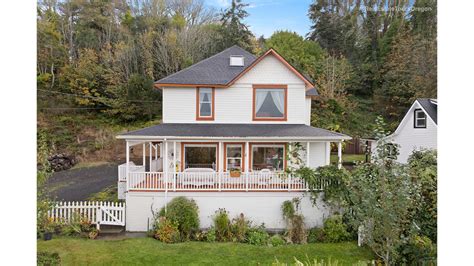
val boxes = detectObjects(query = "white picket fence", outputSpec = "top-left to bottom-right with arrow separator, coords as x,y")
48,201 -> 125,229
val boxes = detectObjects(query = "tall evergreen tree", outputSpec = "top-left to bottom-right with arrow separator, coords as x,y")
220,0 -> 254,51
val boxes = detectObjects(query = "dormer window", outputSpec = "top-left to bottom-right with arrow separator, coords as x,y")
230,55 -> 244,66
414,109 -> 426,128
196,88 -> 214,120
253,85 -> 287,121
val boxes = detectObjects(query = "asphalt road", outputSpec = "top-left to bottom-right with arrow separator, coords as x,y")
46,163 -> 118,201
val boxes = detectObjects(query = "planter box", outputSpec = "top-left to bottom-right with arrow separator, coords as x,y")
230,171 -> 241,178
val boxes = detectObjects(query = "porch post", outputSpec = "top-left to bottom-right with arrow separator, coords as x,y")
142,143 -> 146,167
164,140 -> 168,192
218,141 -> 223,191
306,142 -> 310,167
338,141 -> 342,169
245,141 -> 249,192
149,142 -> 152,171
173,141 -> 177,172
126,141 -> 130,190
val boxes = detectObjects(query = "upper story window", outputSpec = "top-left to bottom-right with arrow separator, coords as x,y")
253,85 -> 287,121
196,88 -> 214,120
414,109 -> 426,128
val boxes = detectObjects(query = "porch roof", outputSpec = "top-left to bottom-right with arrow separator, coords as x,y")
116,123 -> 350,140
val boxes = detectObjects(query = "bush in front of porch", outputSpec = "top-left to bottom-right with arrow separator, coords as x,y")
155,196 -> 199,241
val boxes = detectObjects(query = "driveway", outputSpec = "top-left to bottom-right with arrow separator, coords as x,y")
46,163 -> 118,201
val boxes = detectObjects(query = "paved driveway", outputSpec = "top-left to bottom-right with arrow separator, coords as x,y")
46,163 -> 118,201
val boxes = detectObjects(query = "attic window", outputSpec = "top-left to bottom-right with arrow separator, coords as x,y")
230,56 -> 244,66
414,109 -> 426,128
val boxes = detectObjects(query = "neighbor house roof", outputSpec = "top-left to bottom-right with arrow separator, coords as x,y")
154,45 -> 317,94
417,98 -> 437,124
117,124 -> 350,140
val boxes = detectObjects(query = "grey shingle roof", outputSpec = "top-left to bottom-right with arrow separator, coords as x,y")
155,45 -> 257,85
117,124 -> 350,140
417,98 -> 437,124
306,88 -> 318,96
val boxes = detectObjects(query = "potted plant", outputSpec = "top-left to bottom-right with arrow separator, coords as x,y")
43,222 -> 54,241
229,168 -> 241,178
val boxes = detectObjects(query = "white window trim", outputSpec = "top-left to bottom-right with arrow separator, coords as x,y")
414,109 -> 427,128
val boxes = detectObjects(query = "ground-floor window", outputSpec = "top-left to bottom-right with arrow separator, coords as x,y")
225,143 -> 244,171
183,144 -> 217,170
251,144 -> 285,171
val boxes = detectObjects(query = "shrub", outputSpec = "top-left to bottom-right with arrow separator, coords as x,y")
37,252 -> 61,266
159,197 -> 199,240
231,213 -> 251,242
154,217 -> 181,243
399,234 -> 437,265
206,227 -> 216,242
247,225 -> 269,245
323,215 -> 350,243
269,234 -> 286,247
212,208 -> 232,241
307,227 -> 326,243
281,198 -> 307,244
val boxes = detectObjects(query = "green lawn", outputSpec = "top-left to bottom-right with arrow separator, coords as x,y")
38,237 -> 373,265
330,154 -> 367,164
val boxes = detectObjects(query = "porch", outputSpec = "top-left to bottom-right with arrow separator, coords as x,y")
117,138 -> 344,196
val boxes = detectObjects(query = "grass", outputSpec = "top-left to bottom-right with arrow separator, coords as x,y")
330,154 -> 367,164
71,161 -> 111,169
37,237 -> 374,265
87,185 -> 121,202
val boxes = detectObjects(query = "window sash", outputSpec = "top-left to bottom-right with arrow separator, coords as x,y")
254,88 -> 285,118
414,110 -> 426,127
226,145 -> 243,171
198,88 -> 213,118
184,144 -> 217,170
251,144 -> 285,171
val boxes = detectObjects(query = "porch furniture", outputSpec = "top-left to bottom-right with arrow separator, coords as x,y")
181,168 -> 216,187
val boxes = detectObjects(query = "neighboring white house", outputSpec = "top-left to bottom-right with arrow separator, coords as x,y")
116,46 -> 351,232
372,99 -> 438,163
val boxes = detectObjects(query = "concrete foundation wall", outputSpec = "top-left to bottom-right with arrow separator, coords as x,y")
125,192 -> 331,232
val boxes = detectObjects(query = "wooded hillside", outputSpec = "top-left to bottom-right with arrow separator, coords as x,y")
37,0 -> 437,159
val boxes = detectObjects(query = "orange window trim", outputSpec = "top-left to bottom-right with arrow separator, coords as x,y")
223,142 -> 245,172
248,142 -> 287,172
196,87 -> 215,121
252,84 -> 288,121
180,142 -> 220,172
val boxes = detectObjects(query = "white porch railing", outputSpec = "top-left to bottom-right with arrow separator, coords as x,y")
118,162 -> 145,182
125,172 -> 322,192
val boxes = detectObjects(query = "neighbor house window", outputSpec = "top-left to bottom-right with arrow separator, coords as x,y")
251,144 -> 285,171
196,88 -> 214,120
225,143 -> 244,171
414,109 -> 426,128
183,144 -> 217,170
253,85 -> 287,121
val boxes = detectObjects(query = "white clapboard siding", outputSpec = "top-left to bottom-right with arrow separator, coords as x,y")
48,201 -> 125,227
162,54 -> 309,124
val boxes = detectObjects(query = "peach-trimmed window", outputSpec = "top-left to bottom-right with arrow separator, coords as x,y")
224,143 -> 245,172
252,85 -> 287,121
196,88 -> 215,120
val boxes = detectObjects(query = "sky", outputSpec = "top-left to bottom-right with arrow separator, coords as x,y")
206,0 -> 314,38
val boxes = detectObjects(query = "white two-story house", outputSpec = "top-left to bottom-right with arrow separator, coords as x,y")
116,45 -> 350,232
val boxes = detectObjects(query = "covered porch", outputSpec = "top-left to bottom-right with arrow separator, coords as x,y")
116,124 -> 350,197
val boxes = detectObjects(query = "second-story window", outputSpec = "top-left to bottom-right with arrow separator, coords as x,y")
253,85 -> 287,121
414,109 -> 426,128
197,88 -> 214,120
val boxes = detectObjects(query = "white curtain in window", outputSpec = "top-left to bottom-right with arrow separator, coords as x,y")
255,90 -> 268,113
270,90 -> 284,114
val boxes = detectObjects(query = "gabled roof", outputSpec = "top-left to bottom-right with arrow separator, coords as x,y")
154,45 -> 316,92
416,98 -> 437,124
117,123 -> 350,140
155,45 -> 257,86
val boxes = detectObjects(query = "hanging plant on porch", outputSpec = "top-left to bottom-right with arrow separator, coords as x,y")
229,168 -> 241,178
286,142 -> 306,175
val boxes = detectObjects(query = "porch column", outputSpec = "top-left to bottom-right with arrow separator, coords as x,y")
173,141 -> 177,172
149,142 -> 152,170
338,141 -> 342,169
142,143 -> 146,167
325,142 -> 331,165
306,142 -> 310,167
126,141 -> 130,177
245,142 -> 249,172
218,141 -> 223,172
164,140 -> 168,192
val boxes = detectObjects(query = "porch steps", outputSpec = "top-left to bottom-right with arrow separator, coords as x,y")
99,225 -> 125,234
